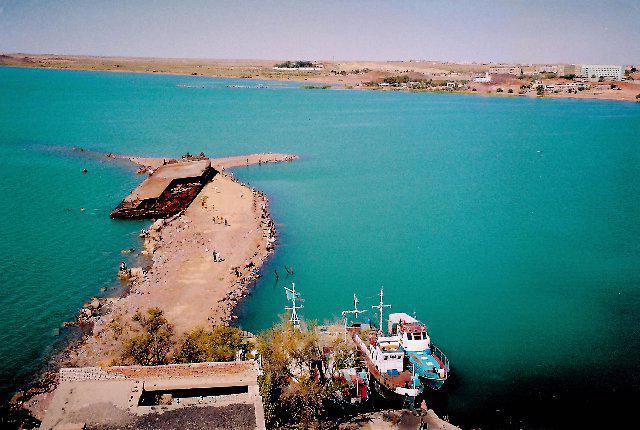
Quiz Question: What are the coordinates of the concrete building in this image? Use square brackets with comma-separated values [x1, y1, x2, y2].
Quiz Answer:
[473, 73, 492, 83]
[580, 65, 624, 80]
[39, 361, 266, 430]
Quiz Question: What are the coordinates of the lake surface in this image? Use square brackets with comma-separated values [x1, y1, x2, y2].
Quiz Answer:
[1, 67, 639, 428]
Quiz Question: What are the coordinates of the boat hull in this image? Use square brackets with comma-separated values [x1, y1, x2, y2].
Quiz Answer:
[421, 376, 446, 391]
[370, 376, 420, 407]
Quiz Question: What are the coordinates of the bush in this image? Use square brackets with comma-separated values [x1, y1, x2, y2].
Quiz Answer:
[256, 321, 345, 428]
[121, 307, 174, 366]
[382, 75, 410, 85]
[174, 326, 244, 363]
[274, 61, 315, 69]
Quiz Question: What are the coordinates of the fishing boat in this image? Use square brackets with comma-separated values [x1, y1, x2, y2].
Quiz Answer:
[345, 288, 450, 403]
[352, 329, 423, 401]
[388, 312, 449, 390]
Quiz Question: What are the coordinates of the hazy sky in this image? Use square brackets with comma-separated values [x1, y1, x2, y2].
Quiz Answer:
[1, 0, 638, 64]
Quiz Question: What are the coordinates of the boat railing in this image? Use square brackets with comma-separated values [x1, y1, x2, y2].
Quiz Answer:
[431, 344, 450, 372]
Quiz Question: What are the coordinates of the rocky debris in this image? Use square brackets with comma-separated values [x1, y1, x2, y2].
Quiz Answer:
[117, 267, 145, 281]
[180, 151, 208, 161]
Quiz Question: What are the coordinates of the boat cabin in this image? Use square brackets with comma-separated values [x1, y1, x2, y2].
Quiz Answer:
[369, 336, 405, 375]
[388, 313, 431, 352]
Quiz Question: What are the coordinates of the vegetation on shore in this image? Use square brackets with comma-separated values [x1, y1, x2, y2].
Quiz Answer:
[117, 307, 246, 366]
[116, 309, 361, 428]
[257, 320, 358, 429]
[274, 61, 316, 69]
[300, 85, 331, 90]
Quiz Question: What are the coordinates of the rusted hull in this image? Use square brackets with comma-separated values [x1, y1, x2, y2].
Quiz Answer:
[111, 166, 216, 219]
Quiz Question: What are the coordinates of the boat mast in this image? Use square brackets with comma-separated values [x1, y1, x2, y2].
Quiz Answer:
[284, 282, 303, 328]
[371, 286, 391, 335]
[341, 293, 367, 341]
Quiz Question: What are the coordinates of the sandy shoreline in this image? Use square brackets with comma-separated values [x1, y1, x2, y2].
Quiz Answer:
[2, 53, 638, 102]
[17, 152, 297, 420]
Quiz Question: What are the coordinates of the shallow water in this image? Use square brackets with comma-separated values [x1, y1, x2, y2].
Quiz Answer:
[1, 67, 639, 427]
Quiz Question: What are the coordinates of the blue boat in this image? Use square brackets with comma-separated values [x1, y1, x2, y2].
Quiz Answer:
[387, 313, 450, 390]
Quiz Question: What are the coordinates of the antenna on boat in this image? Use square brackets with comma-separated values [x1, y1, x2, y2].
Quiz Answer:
[341, 293, 367, 341]
[371, 286, 391, 335]
[284, 282, 303, 328]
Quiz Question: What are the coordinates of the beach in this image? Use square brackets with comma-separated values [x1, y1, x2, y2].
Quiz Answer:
[19, 152, 297, 419]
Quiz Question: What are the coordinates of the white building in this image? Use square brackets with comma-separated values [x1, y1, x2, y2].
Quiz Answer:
[580, 65, 623, 80]
[473, 73, 492, 83]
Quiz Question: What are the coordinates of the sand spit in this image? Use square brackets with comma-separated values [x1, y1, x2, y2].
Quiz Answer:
[78, 152, 297, 361]
[18, 152, 297, 420]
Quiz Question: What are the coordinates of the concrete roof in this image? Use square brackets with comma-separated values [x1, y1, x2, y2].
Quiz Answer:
[40, 361, 265, 430]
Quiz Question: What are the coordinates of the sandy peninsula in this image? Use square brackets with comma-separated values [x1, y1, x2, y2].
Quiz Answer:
[20, 152, 297, 419]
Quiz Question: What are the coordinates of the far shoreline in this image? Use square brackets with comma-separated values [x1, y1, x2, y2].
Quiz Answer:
[1, 54, 639, 103]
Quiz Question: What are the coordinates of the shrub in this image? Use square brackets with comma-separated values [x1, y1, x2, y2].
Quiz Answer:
[256, 321, 343, 428]
[174, 326, 244, 363]
[275, 61, 314, 68]
[382, 75, 410, 85]
[121, 307, 174, 366]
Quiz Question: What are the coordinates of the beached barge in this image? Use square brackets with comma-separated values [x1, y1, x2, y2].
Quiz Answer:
[111, 160, 217, 219]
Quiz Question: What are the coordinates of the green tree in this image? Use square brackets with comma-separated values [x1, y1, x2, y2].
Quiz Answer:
[121, 307, 174, 366]
[174, 326, 244, 363]
[256, 321, 341, 429]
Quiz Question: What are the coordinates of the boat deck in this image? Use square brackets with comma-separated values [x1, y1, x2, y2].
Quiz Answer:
[407, 350, 446, 380]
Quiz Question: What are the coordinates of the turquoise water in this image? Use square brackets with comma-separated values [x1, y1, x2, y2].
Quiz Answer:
[1, 67, 639, 427]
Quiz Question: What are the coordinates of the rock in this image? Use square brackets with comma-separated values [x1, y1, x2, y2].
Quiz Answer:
[129, 267, 144, 279]
[90, 298, 100, 309]
[150, 218, 165, 232]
